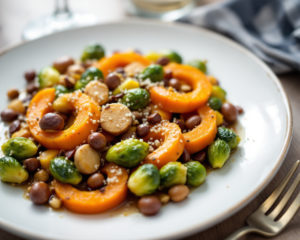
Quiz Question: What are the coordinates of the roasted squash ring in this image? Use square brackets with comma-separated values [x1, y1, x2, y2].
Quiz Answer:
[26, 88, 100, 150]
[150, 63, 212, 113]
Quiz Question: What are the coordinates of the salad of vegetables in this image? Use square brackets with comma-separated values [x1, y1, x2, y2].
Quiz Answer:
[0, 44, 242, 216]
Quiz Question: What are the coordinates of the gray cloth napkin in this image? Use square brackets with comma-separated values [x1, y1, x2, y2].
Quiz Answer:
[180, 0, 300, 73]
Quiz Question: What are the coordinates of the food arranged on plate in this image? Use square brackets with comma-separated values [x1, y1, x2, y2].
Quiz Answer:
[0, 44, 242, 216]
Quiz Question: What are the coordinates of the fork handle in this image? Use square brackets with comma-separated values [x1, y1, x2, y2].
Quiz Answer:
[225, 226, 266, 240]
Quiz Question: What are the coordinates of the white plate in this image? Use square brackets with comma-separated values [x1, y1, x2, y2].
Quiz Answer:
[0, 19, 292, 240]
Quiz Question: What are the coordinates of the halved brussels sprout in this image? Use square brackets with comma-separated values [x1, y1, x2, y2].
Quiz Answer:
[75, 67, 104, 90]
[50, 157, 82, 185]
[106, 139, 149, 168]
[185, 161, 206, 187]
[208, 139, 230, 168]
[128, 164, 160, 196]
[0, 156, 29, 183]
[139, 64, 164, 82]
[2, 137, 38, 160]
[208, 97, 222, 110]
[161, 50, 182, 63]
[81, 43, 105, 62]
[186, 60, 207, 73]
[38, 67, 60, 88]
[217, 127, 240, 149]
[211, 86, 226, 102]
[160, 162, 187, 188]
[121, 88, 150, 110]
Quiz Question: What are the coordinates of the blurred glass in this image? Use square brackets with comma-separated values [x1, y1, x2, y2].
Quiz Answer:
[22, 0, 98, 40]
[127, 0, 195, 21]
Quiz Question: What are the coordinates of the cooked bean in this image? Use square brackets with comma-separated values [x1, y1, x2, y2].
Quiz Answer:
[24, 158, 40, 172]
[64, 149, 76, 159]
[63, 76, 76, 88]
[39, 113, 64, 131]
[88, 132, 107, 150]
[221, 102, 238, 123]
[105, 73, 121, 90]
[29, 182, 51, 205]
[236, 105, 244, 114]
[84, 81, 109, 105]
[109, 92, 124, 103]
[168, 185, 189, 202]
[168, 78, 181, 91]
[138, 196, 161, 216]
[34, 169, 49, 182]
[7, 99, 25, 114]
[9, 120, 21, 135]
[156, 57, 170, 66]
[26, 84, 38, 94]
[132, 111, 143, 121]
[192, 151, 206, 162]
[49, 196, 62, 209]
[87, 173, 105, 189]
[181, 148, 190, 162]
[115, 67, 125, 75]
[7, 89, 19, 100]
[185, 115, 201, 130]
[147, 112, 162, 124]
[24, 70, 36, 83]
[137, 124, 150, 137]
[174, 119, 185, 131]
[100, 103, 132, 135]
[1, 109, 18, 122]
[53, 56, 75, 74]
[164, 69, 173, 80]
[74, 144, 100, 174]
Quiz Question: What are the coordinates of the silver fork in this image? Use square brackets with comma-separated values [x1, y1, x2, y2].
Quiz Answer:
[226, 160, 300, 240]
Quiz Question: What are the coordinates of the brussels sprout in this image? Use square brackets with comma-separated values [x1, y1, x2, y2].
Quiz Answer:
[81, 43, 105, 61]
[121, 88, 150, 110]
[128, 164, 160, 196]
[186, 60, 207, 73]
[217, 127, 240, 149]
[208, 97, 222, 110]
[184, 161, 206, 187]
[161, 50, 182, 63]
[50, 157, 82, 185]
[2, 137, 38, 160]
[0, 156, 28, 183]
[106, 139, 149, 168]
[160, 162, 187, 188]
[75, 67, 104, 90]
[211, 86, 226, 102]
[139, 64, 164, 82]
[55, 84, 70, 97]
[38, 67, 60, 88]
[208, 139, 230, 168]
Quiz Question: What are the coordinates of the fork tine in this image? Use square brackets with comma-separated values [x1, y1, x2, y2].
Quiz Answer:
[269, 173, 300, 218]
[277, 191, 300, 226]
[260, 160, 300, 212]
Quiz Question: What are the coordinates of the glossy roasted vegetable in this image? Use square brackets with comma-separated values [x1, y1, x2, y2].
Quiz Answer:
[106, 139, 149, 168]
[81, 43, 105, 61]
[208, 139, 231, 168]
[211, 86, 226, 102]
[2, 137, 38, 160]
[185, 161, 206, 187]
[121, 88, 150, 110]
[208, 97, 222, 110]
[55, 84, 70, 97]
[217, 127, 240, 149]
[112, 78, 139, 95]
[128, 164, 160, 196]
[161, 50, 182, 63]
[186, 59, 207, 73]
[0, 156, 28, 183]
[139, 64, 164, 82]
[50, 157, 82, 185]
[159, 162, 187, 188]
[38, 67, 60, 88]
[75, 67, 104, 90]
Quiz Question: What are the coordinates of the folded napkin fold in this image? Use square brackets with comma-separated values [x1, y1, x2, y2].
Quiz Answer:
[180, 0, 300, 73]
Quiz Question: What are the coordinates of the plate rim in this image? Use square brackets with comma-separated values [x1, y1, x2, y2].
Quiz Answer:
[0, 18, 293, 240]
